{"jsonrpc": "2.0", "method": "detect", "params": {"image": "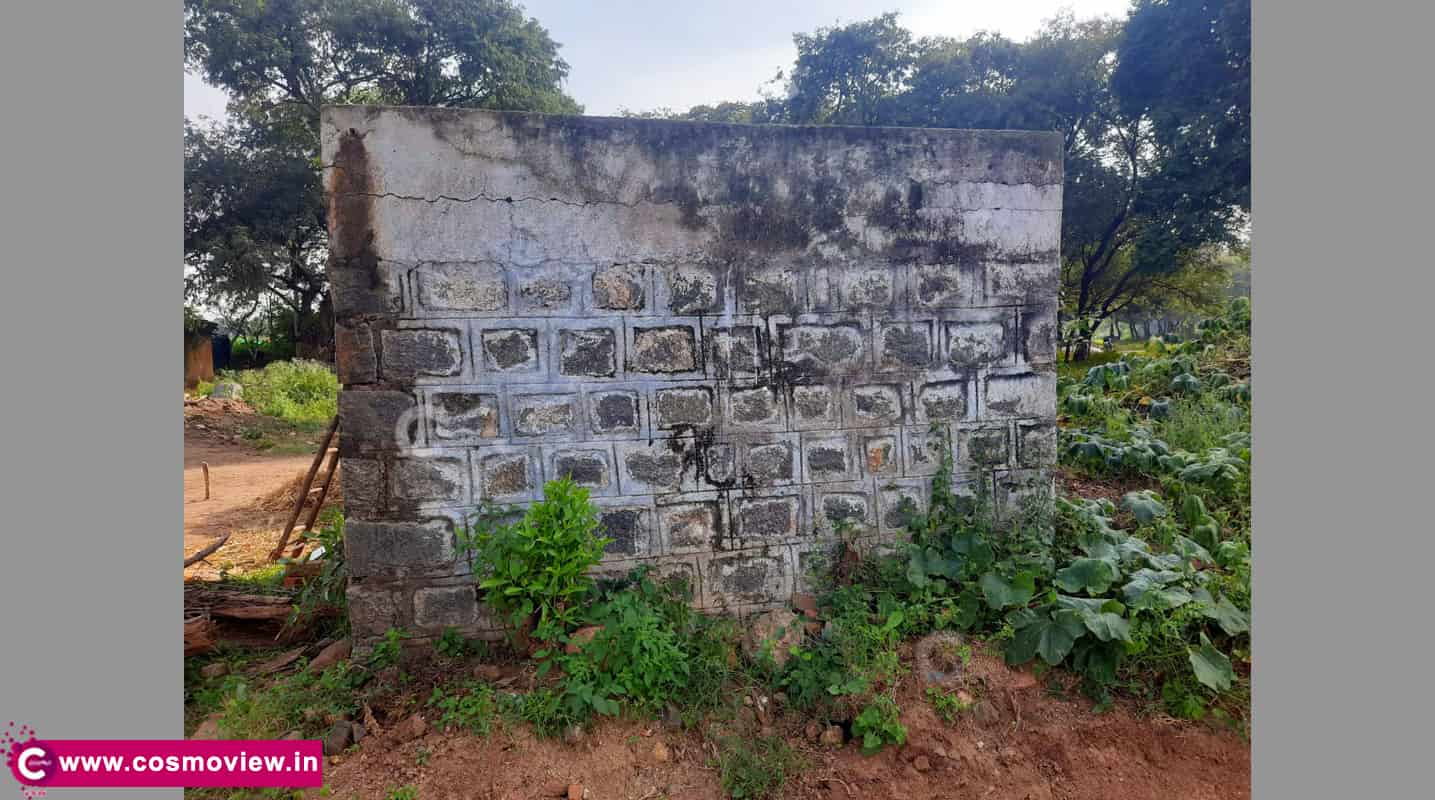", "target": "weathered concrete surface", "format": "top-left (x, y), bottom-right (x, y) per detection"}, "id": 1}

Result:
top-left (321, 106), bottom-right (1062, 646)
